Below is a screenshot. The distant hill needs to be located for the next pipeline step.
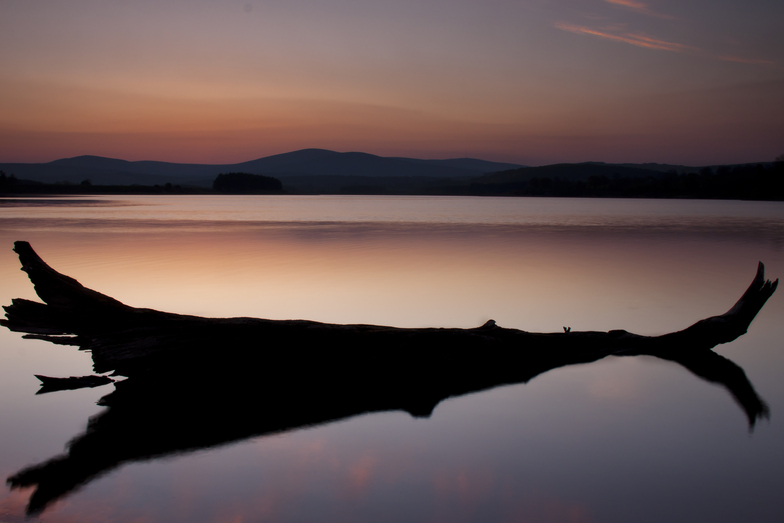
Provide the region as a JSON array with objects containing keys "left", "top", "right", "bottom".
[
  {"left": 0, "top": 156, "right": 220, "bottom": 187},
  {"left": 0, "top": 149, "right": 525, "bottom": 187}
]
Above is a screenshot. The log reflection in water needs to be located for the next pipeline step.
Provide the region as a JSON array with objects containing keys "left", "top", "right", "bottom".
[{"left": 1, "top": 241, "right": 777, "bottom": 515}]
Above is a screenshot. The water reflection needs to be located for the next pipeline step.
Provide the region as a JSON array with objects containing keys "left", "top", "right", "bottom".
[
  {"left": 3, "top": 242, "right": 772, "bottom": 515},
  {"left": 1, "top": 196, "right": 782, "bottom": 522},
  {"left": 6, "top": 336, "right": 770, "bottom": 515}
]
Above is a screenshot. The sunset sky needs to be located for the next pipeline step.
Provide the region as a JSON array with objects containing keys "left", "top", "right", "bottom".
[{"left": 1, "top": 0, "right": 782, "bottom": 166}]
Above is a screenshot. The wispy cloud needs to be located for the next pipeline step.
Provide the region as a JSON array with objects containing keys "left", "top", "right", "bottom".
[
  {"left": 603, "top": 0, "right": 674, "bottom": 19},
  {"left": 719, "top": 55, "right": 776, "bottom": 66},
  {"left": 605, "top": 0, "right": 647, "bottom": 10},
  {"left": 555, "top": 22, "right": 777, "bottom": 67},
  {"left": 554, "top": 22, "right": 695, "bottom": 53}
]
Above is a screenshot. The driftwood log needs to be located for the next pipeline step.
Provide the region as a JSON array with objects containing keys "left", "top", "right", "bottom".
[{"left": 1, "top": 240, "right": 778, "bottom": 515}]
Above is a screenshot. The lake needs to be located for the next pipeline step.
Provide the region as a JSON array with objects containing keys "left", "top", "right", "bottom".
[{"left": 1, "top": 195, "right": 783, "bottom": 522}]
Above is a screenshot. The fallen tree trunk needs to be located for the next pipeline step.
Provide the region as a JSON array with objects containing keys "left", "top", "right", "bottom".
[
  {"left": 1, "top": 240, "right": 778, "bottom": 515},
  {"left": 2, "top": 241, "right": 777, "bottom": 378},
  {"left": 1, "top": 239, "right": 777, "bottom": 425}
]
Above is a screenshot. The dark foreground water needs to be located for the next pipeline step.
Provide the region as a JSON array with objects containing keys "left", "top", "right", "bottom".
[{"left": 0, "top": 195, "right": 782, "bottom": 522}]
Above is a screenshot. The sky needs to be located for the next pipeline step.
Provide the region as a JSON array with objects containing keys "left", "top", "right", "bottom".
[{"left": 1, "top": 0, "right": 782, "bottom": 166}]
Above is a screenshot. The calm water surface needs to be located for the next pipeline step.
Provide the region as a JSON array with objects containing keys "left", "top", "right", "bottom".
[{"left": 0, "top": 195, "right": 782, "bottom": 522}]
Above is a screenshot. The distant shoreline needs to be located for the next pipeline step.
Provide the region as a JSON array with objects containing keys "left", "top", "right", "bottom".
[{"left": 2, "top": 159, "right": 782, "bottom": 201}]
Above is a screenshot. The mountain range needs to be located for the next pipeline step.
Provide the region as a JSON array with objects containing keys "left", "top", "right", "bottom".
[
  {"left": 3, "top": 149, "right": 768, "bottom": 198},
  {"left": 0, "top": 149, "right": 525, "bottom": 187}
]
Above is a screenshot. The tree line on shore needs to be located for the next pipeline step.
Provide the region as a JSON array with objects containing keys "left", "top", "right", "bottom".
[
  {"left": 2, "top": 160, "right": 783, "bottom": 200},
  {"left": 0, "top": 172, "right": 284, "bottom": 195}
]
